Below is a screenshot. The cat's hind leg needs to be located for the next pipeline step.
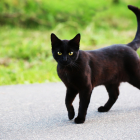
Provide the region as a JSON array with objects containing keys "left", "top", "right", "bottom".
[
  {"left": 98, "top": 83, "right": 120, "bottom": 112},
  {"left": 128, "top": 67, "right": 140, "bottom": 90},
  {"left": 129, "top": 77, "right": 140, "bottom": 90}
]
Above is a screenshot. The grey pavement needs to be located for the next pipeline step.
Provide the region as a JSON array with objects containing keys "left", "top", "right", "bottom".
[{"left": 0, "top": 82, "right": 140, "bottom": 140}]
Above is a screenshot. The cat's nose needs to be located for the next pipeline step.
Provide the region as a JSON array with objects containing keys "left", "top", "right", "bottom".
[{"left": 63, "top": 56, "right": 67, "bottom": 62}]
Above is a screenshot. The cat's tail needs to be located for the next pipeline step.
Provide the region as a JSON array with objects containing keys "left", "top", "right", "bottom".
[{"left": 127, "top": 5, "right": 140, "bottom": 51}]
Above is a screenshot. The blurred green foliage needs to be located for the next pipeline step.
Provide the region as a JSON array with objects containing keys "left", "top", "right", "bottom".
[
  {"left": 0, "top": 0, "right": 140, "bottom": 85},
  {"left": 0, "top": 0, "right": 110, "bottom": 28}
]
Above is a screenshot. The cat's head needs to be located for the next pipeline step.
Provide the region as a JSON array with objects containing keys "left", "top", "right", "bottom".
[{"left": 51, "top": 33, "right": 80, "bottom": 66}]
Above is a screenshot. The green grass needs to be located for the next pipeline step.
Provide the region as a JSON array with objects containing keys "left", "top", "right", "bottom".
[
  {"left": 0, "top": 59, "right": 59, "bottom": 85},
  {"left": 0, "top": 26, "right": 60, "bottom": 85},
  {"left": 1, "top": 0, "right": 140, "bottom": 85},
  {"left": 0, "top": 0, "right": 112, "bottom": 28}
]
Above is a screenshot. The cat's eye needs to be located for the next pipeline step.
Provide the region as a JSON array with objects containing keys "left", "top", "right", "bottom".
[
  {"left": 68, "top": 52, "right": 73, "bottom": 56},
  {"left": 57, "top": 52, "right": 62, "bottom": 55}
]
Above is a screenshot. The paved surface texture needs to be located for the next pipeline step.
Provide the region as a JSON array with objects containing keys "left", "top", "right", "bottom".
[{"left": 0, "top": 82, "right": 140, "bottom": 140}]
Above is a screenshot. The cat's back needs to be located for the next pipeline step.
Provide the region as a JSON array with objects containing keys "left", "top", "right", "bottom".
[
  {"left": 85, "top": 44, "right": 140, "bottom": 85},
  {"left": 86, "top": 44, "right": 139, "bottom": 61}
]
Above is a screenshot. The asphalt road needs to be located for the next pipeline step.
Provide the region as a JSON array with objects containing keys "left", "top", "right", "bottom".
[{"left": 0, "top": 82, "right": 140, "bottom": 140}]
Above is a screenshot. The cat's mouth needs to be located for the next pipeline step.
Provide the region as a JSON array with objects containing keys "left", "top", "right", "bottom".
[
  {"left": 59, "top": 62, "right": 71, "bottom": 67},
  {"left": 59, "top": 61, "right": 79, "bottom": 69},
  {"left": 58, "top": 60, "right": 75, "bottom": 67}
]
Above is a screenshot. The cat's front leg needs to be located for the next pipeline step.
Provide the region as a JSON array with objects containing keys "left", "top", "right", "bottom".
[
  {"left": 65, "top": 88, "right": 78, "bottom": 120},
  {"left": 75, "top": 87, "right": 92, "bottom": 124}
]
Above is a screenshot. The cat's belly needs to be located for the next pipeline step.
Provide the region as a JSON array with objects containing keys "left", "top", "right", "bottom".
[{"left": 93, "top": 63, "right": 129, "bottom": 86}]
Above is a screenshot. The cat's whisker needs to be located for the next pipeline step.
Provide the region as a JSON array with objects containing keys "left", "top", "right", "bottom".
[
  {"left": 72, "top": 62, "right": 81, "bottom": 71},
  {"left": 69, "top": 62, "right": 75, "bottom": 70}
]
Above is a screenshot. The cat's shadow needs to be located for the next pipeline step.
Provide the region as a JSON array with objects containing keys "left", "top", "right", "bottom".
[
  {"left": 24, "top": 106, "right": 140, "bottom": 130},
  {"left": 86, "top": 107, "right": 140, "bottom": 124}
]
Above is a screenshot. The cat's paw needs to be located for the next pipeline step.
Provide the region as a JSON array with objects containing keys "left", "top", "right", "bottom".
[
  {"left": 68, "top": 111, "right": 75, "bottom": 120},
  {"left": 98, "top": 106, "right": 109, "bottom": 112},
  {"left": 74, "top": 117, "right": 85, "bottom": 124},
  {"left": 68, "top": 106, "right": 75, "bottom": 120}
]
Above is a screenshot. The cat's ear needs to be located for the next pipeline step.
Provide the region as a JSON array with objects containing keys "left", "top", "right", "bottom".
[
  {"left": 51, "top": 33, "right": 61, "bottom": 46},
  {"left": 69, "top": 33, "right": 80, "bottom": 46}
]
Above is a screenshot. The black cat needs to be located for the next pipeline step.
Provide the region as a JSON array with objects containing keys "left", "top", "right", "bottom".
[{"left": 51, "top": 5, "right": 140, "bottom": 124}]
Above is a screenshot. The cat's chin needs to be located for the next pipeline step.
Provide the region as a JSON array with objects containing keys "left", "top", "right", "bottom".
[{"left": 59, "top": 63, "right": 71, "bottom": 67}]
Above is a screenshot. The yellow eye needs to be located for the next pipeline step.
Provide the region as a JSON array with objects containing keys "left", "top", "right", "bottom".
[
  {"left": 68, "top": 52, "right": 73, "bottom": 56},
  {"left": 57, "top": 52, "right": 62, "bottom": 55}
]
